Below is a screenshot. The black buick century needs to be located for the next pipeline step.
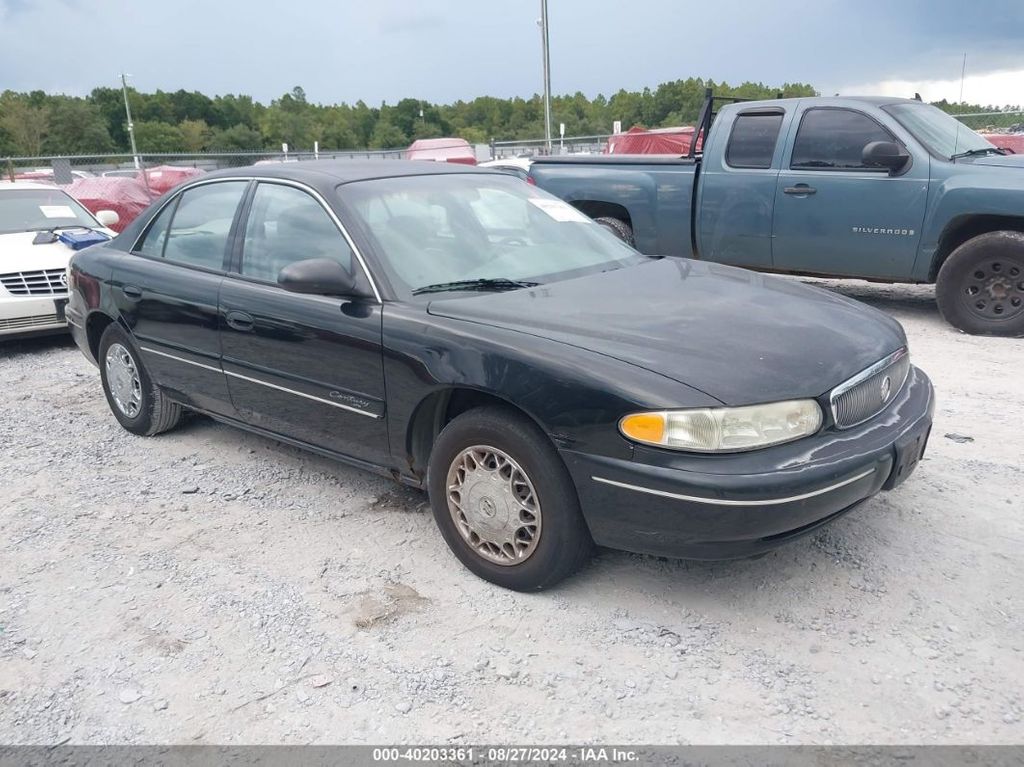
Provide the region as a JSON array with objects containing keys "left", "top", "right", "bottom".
[{"left": 66, "top": 160, "right": 934, "bottom": 590}]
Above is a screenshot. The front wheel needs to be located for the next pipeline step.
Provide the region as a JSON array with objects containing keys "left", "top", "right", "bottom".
[
  {"left": 98, "top": 324, "right": 183, "bottom": 436},
  {"left": 936, "top": 231, "right": 1024, "bottom": 336},
  {"left": 427, "top": 407, "right": 593, "bottom": 591}
]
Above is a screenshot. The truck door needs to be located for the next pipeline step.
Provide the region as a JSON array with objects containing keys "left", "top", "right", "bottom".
[
  {"left": 772, "top": 106, "right": 928, "bottom": 279},
  {"left": 697, "top": 108, "right": 786, "bottom": 269}
]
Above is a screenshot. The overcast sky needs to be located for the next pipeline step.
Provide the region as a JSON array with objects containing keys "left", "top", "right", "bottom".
[{"left": 2, "top": 0, "right": 1023, "bottom": 107}]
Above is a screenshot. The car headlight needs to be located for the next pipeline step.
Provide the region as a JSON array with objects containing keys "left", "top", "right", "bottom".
[{"left": 619, "top": 400, "right": 823, "bottom": 453}]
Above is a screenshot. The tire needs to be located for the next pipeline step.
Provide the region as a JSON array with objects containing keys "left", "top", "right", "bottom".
[
  {"left": 427, "top": 406, "right": 593, "bottom": 591},
  {"left": 98, "top": 324, "right": 183, "bottom": 436},
  {"left": 593, "top": 216, "right": 635, "bottom": 247},
  {"left": 936, "top": 231, "right": 1024, "bottom": 336}
]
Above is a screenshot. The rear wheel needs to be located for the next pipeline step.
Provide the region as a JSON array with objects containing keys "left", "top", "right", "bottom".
[
  {"left": 98, "top": 324, "right": 183, "bottom": 436},
  {"left": 593, "top": 216, "right": 635, "bottom": 247},
  {"left": 936, "top": 231, "right": 1024, "bottom": 336},
  {"left": 427, "top": 406, "right": 592, "bottom": 591}
]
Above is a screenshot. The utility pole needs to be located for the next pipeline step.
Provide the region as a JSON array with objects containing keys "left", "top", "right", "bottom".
[
  {"left": 539, "top": 0, "right": 552, "bottom": 153},
  {"left": 121, "top": 73, "right": 140, "bottom": 170}
]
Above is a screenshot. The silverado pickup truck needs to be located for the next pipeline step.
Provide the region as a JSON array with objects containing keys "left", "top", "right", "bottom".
[{"left": 530, "top": 94, "right": 1024, "bottom": 336}]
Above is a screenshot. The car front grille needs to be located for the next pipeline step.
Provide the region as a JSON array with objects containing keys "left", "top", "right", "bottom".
[
  {"left": 0, "top": 312, "right": 62, "bottom": 330},
  {"left": 830, "top": 348, "right": 910, "bottom": 429},
  {"left": 0, "top": 269, "right": 67, "bottom": 296}
]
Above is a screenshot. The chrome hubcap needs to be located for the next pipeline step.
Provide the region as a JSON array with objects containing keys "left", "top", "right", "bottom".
[
  {"left": 105, "top": 343, "right": 142, "bottom": 418},
  {"left": 446, "top": 445, "right": 541, "bottom": 566}
]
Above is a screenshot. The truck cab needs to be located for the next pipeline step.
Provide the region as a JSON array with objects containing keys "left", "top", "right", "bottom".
[{"left": 531, "top": 95, "right": 1024, "bottom": 336}]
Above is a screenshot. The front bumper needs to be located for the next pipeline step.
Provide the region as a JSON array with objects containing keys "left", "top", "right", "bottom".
[
  {"left": 561, "top": 365, "right": 935, "bottom": 560},
  {"left": 0, "top": 293, "right": 69, "bottom": 338}
]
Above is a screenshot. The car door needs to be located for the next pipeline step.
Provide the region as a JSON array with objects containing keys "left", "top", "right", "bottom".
[
  {"left": 697, "top": 107, "right": 786, "bottom": 269},
  {"left": 772, "top": 106, "right": 928, "bottom": 279},
  {"left": 218, "top": 180, "right": 389, "bottom": 466},
  {"left": 114, "top": 180, "right": 249, "bottom": 415}
]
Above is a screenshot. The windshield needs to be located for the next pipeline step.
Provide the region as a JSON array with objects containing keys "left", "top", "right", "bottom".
[
  {"left": 340, "top": 174, "right": 644, "bottom": 296},
  {"left": 884, "top": 102, "right": 995, "bottom": 159},
  {"left": 0, "top": 188, "right": 98, "bottom": 234}
]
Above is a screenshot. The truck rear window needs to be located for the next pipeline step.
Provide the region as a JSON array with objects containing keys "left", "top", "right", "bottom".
[{"left": 725, "top": 113, "right": 784, "bottom": 169}]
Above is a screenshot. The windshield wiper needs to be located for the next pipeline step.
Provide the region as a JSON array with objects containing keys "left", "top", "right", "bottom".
[
  {"left": 412, "top": 278, "right": 539, "bottom": 296},
  {"left": 950, "top": 146, "right": 1007, "bottom": 160}
]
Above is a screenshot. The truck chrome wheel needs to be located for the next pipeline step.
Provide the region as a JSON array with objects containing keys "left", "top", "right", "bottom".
[
  {"left": 961, "top": 258, "right": 1024, "bottom": 321},
  {"left": 104, "top": 342, "right": 142, "bottom": 418},
  {"left": 446, "top": 445, "right": 542, "bottom": 566}
]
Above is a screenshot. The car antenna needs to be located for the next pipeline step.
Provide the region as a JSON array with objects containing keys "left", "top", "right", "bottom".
[{"left": 953, "top": 53, "right": 967, "bottom": 158}]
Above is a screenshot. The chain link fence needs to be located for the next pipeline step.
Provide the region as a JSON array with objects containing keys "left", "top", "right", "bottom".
[
  {"left": 490, "top": 134, "right": 610, "bottom": 159},
  {"left": 2, "top": 148, "right": 405, "bottom": 186},
  {"left": 953, "top": 110, "right": 1024, "bottom": 133}
]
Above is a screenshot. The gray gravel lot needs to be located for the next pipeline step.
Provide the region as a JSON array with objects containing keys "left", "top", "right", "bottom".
[{"left": 1, "top": 279, "right": 1022, "bottom": 745}]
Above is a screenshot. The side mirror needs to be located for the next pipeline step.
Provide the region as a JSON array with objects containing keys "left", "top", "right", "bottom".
[
  {"left": 278, "top": 257, "right": 366, "bottom": 297},
  {"left": 95, "top": 209, "right": 120, "bottom": 227},
  {"left": 862, "top": 141, "right": 910, "bottom": 173}
]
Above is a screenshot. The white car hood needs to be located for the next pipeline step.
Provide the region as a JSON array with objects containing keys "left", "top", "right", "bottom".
[{"left": 0, "top": 231, "right": 104, "bottom": 274}]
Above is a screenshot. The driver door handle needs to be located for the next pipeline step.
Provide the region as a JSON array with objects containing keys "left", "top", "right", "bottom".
[
  {"left": 225, "top": 311, "right": 254, "bottom": 332},
  {"left": 122, "top": 285, "right": 143, "bottom": 300},
  {"left": 784, "top": 184, "right": 817, "bottom": 196}
]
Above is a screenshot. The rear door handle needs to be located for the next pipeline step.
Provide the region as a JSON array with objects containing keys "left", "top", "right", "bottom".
[
  {"left": 784, "top": 185, "right": 817, "bottom": 196},
  {"left": 122, "top": 285, "right": 143, "bottom": 300},
  {"left": 225, "top": 310, "right": 255, "bottom": 332}
]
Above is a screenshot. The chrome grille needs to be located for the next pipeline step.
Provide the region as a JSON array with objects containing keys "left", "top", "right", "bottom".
[
  {"left": 830, "top": 348, "right": 910, "bottom": 429},
  {"left": 0, "top": 313, "right": 62, "bottom": 330},
  {"left": 0, "top": 269, "right": 67, "bottom": 296}
]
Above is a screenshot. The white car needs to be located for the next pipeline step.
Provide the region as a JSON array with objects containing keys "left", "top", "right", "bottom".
[
  {"left": 0, "top": 182, "right": 118, "bottom": 340},
  {"left": 478, "top": 157, "right": 532, "bottom": 181}
]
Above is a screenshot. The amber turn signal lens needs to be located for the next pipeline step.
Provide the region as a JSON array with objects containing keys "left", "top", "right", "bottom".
[{"left": 619, "top": 412, "right": 666, "bottom": 444}]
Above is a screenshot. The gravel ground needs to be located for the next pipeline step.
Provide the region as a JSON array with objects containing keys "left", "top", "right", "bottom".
[{"left": 1, "top": 279, "right": 1022, "bottom": 745}]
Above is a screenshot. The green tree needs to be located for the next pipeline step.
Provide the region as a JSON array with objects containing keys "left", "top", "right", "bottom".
[
  {"left": 369, "top": 120, "right": 407, "bottom": 149},
  {"left": 209, "top": 124, "right": 264, "bottom": 150},
  {"left": 133, "top": 120, "right": 184, "bottom": 152},
  {"left": 179, "top": 119, "right": 211, "bottom": 151},
  {"left": 0, "top": 96, "right": 49, "bottom": 155},
  {"left": 43, "top": 98, "right": 114, "bottom": 154}
]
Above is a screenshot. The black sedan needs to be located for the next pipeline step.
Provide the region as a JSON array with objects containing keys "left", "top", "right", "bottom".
[{"left": 66, "top": 160, "right": 934, "bottom": 590}]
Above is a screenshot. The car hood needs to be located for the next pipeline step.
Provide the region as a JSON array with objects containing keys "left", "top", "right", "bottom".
[
  {"left": 427, "top": 258, "right": 907, "bottom": 406},
  {"left": 0, "top": 231, "right": 80, "bottom": 273},
  {"left": 957, "top": 153, "right": 1024, "bottom": 169}
]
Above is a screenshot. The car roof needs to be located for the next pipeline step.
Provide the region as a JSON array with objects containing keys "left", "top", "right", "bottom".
[
  {"left": 733, "top": 95, "right": 921, "bottom": 110},
  {"left": 203, "top": 158, "right": 492, "bottom": 185},
  {"left": 0, "top": 180, "right": 67, "bottom": 192}
]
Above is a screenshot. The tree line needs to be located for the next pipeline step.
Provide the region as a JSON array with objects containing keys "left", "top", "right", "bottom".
[
  {"left": 0, "top": 79, "right": 821, "bottom": 157},
  {"left": 2, "top": 79, "right": 1019, "bottom": 158}
]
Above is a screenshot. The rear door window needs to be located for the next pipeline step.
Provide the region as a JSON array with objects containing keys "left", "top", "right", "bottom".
[
  {"left": 791, "top": 108, "right": 896, "bottom": 170},
  {"left": 725, "top": 112, "right": 784, "bottom": 169}
]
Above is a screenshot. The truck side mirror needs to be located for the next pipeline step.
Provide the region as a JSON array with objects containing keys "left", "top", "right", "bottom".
[{"left": 862, "top": 141, "right": 910, "bottom": 173}]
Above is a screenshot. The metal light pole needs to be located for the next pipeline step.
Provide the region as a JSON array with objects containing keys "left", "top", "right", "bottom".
[
  {"left": 121, "top": 73, "right": 141, "bottom": 170},
  {"left": 539, "top": 0, "right": 552, "bottom": 153}
]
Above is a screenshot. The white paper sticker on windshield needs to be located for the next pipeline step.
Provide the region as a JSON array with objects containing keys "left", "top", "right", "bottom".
[
  {"left": 39, "top": 205, "right": 75, "bottom": 219},
  {"left": 528, "top": 197, "right": 591, "bottom": 223}
]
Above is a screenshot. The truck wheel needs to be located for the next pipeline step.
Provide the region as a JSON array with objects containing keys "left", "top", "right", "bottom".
[
  {"left": 427, "top": 406, "right": 593, "bottom": 591},
  {"left": 593, "top": 217, "right": 635, "bottom": 247},
  {"left": 936, "top": 231, "right": 1024, "bottom": 336}
]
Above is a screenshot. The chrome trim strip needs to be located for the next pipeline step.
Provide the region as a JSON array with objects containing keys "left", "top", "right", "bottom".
[
  {"left": 829, "top": 346, "right": 908, "bottom": 429},
  {"left": 128, "top": 175, "right": 383, "bottom": 303},
  {"left": 139, "top": 345, "right": 222, "bottom": 374},
  {"left": 222, "top": 369, "right": 381, "bottom": 419},
  {"left": 591, "top": 468, "right": 875, "bottom": 507},
  {"left": 139, "top": 344, "right": 382, "bottom": 419}
]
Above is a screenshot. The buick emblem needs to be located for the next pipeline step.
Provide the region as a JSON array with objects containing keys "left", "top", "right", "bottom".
[
  {"left": 60, "top": 272, "right": 68, "bottom": 287},
  {"left": 880, "top": 375, "right": 892, "bottom": 403}
]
